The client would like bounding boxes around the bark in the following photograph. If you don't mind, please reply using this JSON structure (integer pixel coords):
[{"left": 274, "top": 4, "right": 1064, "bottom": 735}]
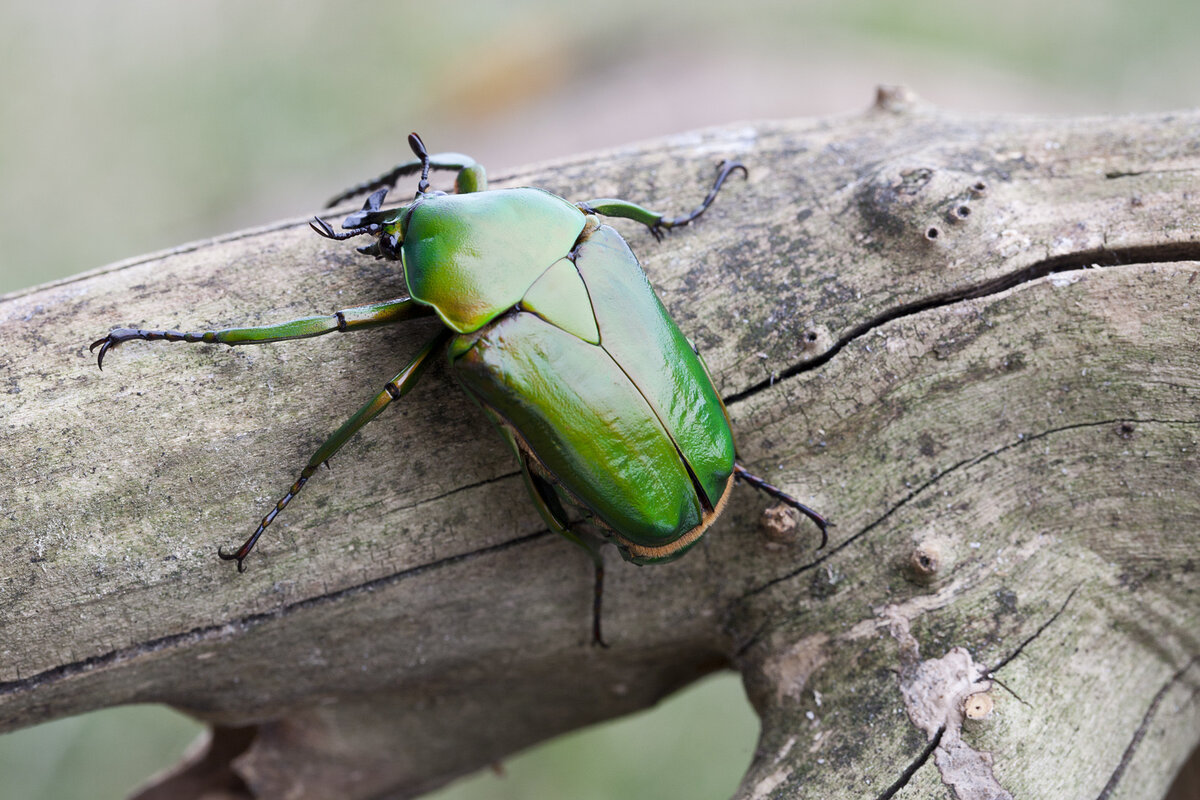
[{"left": 1, "top": 88, "right": 1197, "bottom": 800}]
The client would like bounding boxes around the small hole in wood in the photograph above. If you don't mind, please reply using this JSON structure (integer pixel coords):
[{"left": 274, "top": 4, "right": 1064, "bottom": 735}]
[{"left": 964, "top": 692, "right": 994, "bottom": 720}]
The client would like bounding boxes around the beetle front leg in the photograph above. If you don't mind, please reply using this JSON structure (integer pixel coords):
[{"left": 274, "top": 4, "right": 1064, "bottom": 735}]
[
  {"left": 576, "top": 160, "right": 747, "bottom": 240},
  {"left": 218, "top": 329, "right": 451, "bottom": 570},
  {"left": 90, "top": 298, "right": 435, "bottom": 369},
  {"left": 733, "top": 462, "right": 830, "bottom": 549}
]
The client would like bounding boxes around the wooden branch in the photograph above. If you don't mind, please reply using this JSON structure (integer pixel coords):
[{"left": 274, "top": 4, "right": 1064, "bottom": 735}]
[{"left": 2, "top": 88, "right": 1197, "bottom": 800}]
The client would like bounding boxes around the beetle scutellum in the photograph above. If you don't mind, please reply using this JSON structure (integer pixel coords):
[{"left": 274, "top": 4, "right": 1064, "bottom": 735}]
[{"left": 92, "top": 134, "right": 828, "bottom": 644}]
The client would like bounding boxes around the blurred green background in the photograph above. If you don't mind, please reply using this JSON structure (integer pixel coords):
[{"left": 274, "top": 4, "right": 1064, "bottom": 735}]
[{"left": 1, "top": 1, "right": 1197, "bottom": 798}]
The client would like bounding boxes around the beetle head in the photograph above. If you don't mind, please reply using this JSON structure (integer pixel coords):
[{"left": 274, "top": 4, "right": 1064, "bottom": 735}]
[{"left": 310, "top": 186, "right": 413, "bottom": 261}]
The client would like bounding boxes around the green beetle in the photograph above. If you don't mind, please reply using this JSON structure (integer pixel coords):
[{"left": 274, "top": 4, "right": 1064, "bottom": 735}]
[{"left": 92, "top": 134, "right": 827, "bottom": 643}]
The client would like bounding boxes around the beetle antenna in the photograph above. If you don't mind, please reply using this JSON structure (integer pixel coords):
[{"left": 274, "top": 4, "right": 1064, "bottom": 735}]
[
  {"left": 733, "top": 462, "right": 829, "bottom": 548},
  {"left": 409, "top": 132, "right": 432, "bottom": 196}
]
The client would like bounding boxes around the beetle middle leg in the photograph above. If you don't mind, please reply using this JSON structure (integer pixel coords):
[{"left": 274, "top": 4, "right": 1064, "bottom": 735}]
[
  {"left": 526, "top": 472, "right": 610, "bottom": 649},
  {"left": 575, "top": 160, "right": 747, "bottom": 240},
  {"left": 733, "top": 463, "right": 829, "bottom": 549},
  {"left": 217, "top": 329, "right": 452, "bottom": 570}
]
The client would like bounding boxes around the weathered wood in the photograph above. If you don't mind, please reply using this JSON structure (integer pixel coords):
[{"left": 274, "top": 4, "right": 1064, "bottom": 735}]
[{"left": 2, "top": 89, "right": 1197, "bottom": 799}]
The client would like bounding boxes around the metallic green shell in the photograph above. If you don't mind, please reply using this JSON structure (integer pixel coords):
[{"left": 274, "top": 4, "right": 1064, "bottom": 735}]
[
  {"left": 402, "top": 188, "right": 585, "bottom": 333},
  {"left": 519, "top": 257, "right": 600, "bottom": 344},
  {"left": 451, "top": 310, "right": 704, "bottom": 545},
  {"left": 447, "top": 223, "right": 736, "bottom": 558},
  {"left": 573, "top": 225, "right": 735, "bottom": 510}
]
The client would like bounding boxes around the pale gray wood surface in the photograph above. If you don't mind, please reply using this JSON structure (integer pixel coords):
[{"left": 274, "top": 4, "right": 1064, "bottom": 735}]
[{"left": 2, "top": 89, "right": 1197, "bottom": 799}]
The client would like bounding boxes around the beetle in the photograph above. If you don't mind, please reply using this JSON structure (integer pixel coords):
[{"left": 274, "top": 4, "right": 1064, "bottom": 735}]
[{"left": 91, "top": 133, "right": 828, "bottom": 644}]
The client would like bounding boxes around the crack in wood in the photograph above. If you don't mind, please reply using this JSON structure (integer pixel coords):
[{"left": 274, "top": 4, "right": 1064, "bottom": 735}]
[
  {"left": 1094, "top": 655, "right": 1200, "bottom": 800},
  {"left": 1104, "top": 168, "right": 1198, "bottom": 180},
  {"left": 722, "top": 244, "right": 1200, "bottom": 407},
  {"left": 740, "top": 418, "right": 1199, "bottom": 601},
  {"left": 873, "top": 726, "right": 945, "bottom": 800},
  {"left": 987, "top": 584, "right": 1081, "bottom": 675},
  {"left": 0, "top": 529, "right": 552, "bottom": 699},
  {"left": 388, "top": 470, "right": 522, "bottom": 513}
]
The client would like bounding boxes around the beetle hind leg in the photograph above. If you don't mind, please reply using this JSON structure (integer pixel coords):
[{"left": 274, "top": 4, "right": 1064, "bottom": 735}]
[
  {"left": 525, "top": 470, "right": 610, "bottom": 649},
  {"left": 575, "top": 160, "right": 747, "bottom": 241},
  {"left": 733, "top": 462, "right": 830, "bottom": 549},
  {"left": 491, "top": 417, "right": 610, "bottom": 647}
]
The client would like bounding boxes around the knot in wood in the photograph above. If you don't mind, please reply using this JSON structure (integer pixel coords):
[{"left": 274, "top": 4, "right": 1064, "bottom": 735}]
[
  {"left": 908, "top": 541, "right": 943, "bottom": 582},
  {"left": 759, "top": 504, "right": 800, "bottom": 546}
]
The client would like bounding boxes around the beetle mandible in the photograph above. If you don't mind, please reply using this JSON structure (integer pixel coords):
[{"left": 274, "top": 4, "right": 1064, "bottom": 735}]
[{"left": 91, "top": 133, "right": 828, "bottom": 644}]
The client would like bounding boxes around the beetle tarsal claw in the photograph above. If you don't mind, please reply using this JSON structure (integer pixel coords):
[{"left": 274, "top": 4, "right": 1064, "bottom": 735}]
[
  {"left": 88, "top": 336, "right": 113, "bottom": 369},
  {"left": 309, "top": 216, "right": 336, "bottom": 238},
  {"left": 216, "top": 544, "right": 248, "bottom": 572},
  {"left": 89, "top": 329, "right": 140, "bottom": 369}
]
